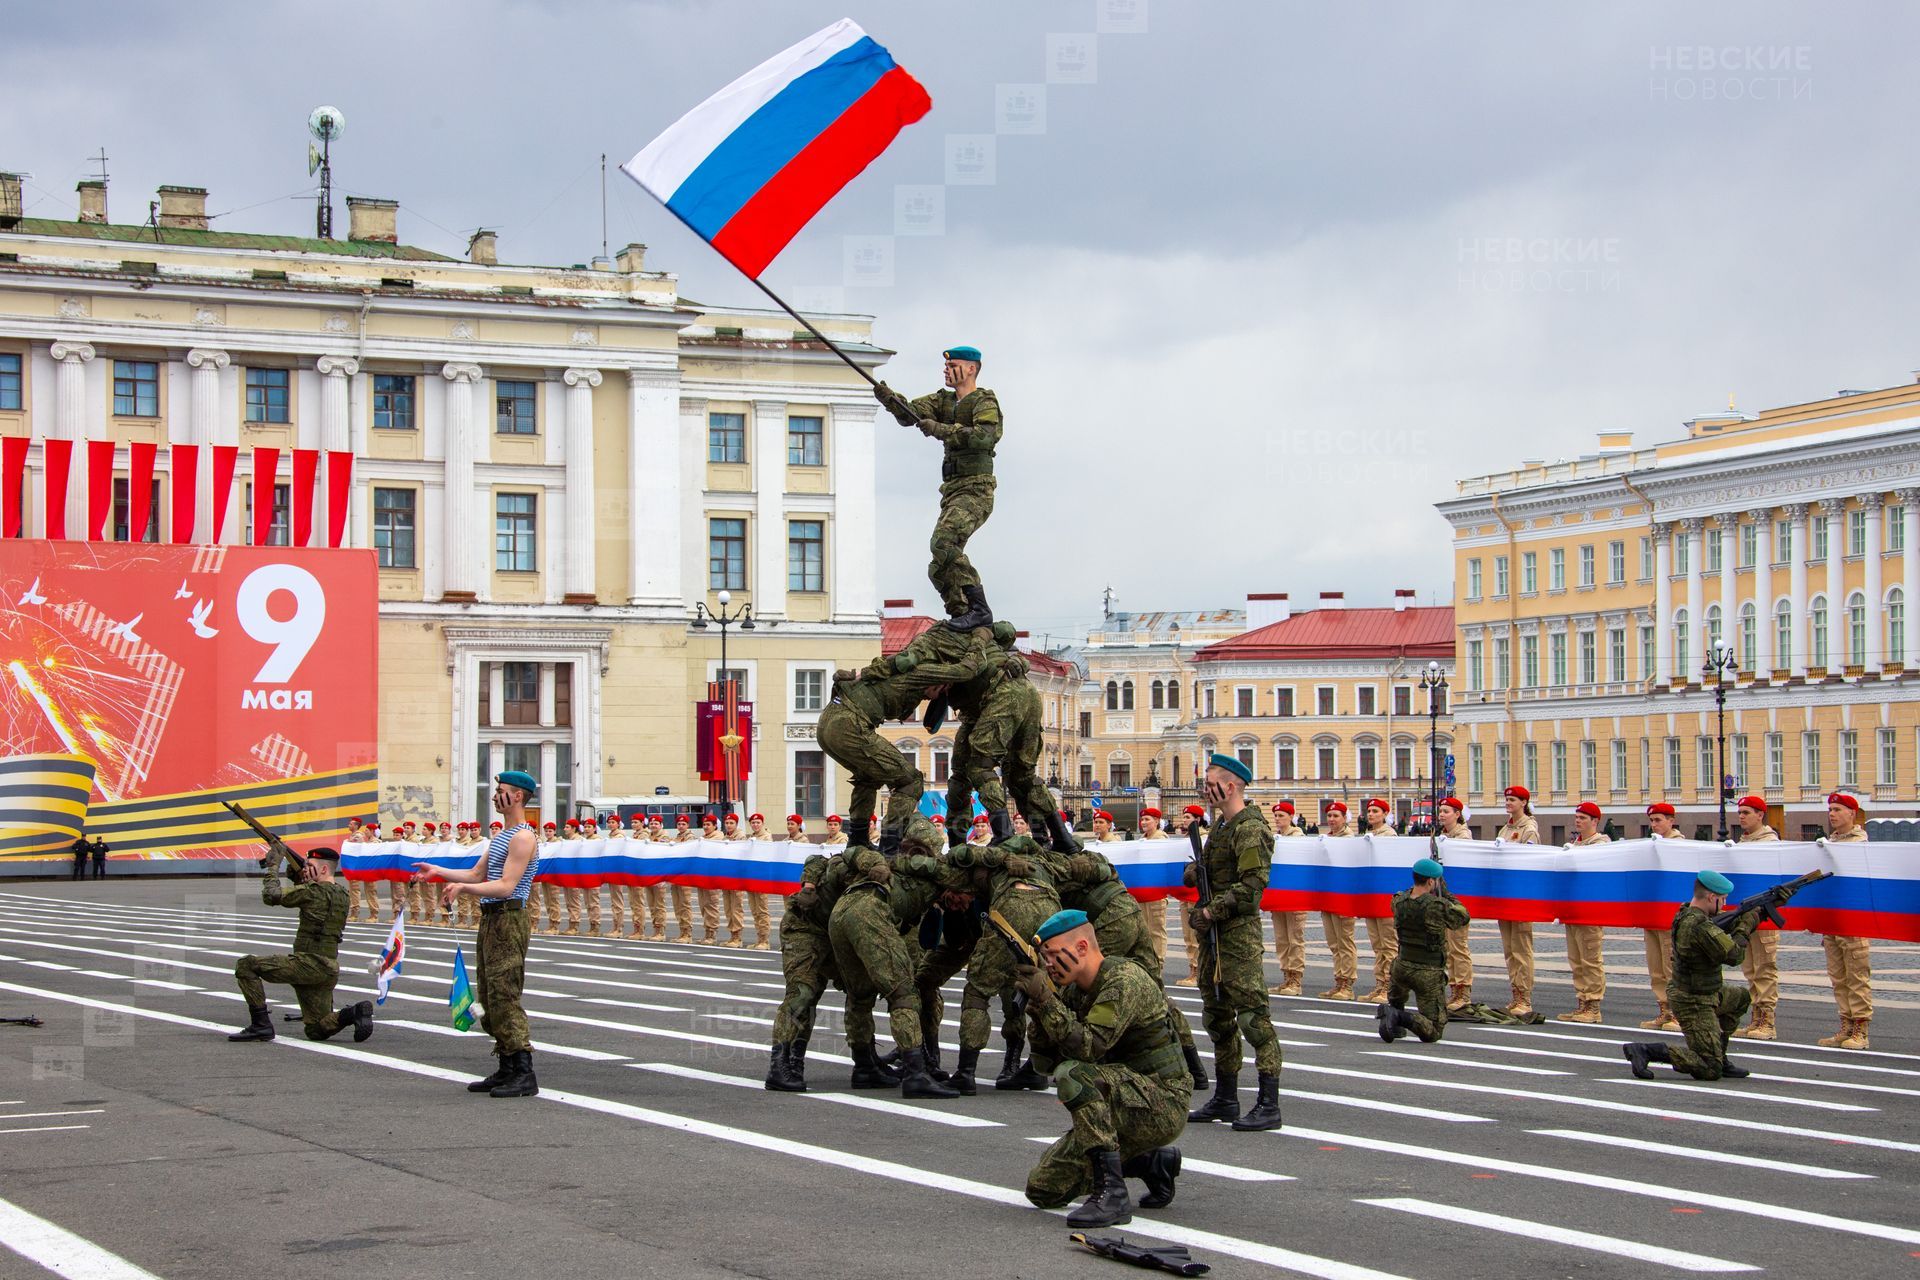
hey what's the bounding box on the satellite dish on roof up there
[308,106,346,142]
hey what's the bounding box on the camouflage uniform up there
[945,653,1052,830]
[1385,887,1472,1042]
[950,837,1062,1061]
[1045,844,1198,1057]
[1664,902,1755,1080]
[828,831,946,1056]
[893,386,1002,615]
[773,853,844,1044]
[1191,806,1282,1078]
[1024,957,1191,1208]
[477,902,535,1057]
[233,867,354,1040]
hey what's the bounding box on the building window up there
[1839,730,1859,788]
[1739,603,1757,672]
[1549,548,1565,591]
[1607,629,1625,683]
[245,368,290,423]
[1802,731,1822,790]
[1698,737,1716,794]
[707,517,746,589]
[1521,552,1537,594]
[1358,744,1378,780]
[1577,631,1596,684]
[1494,556,1509,597]
[787,519,824,592]
[1391,686,1410,716]
[1890,588,1906,663]
[1705,529,1723,573]
[1466,639,1484,691]
[1393,744,1413,780]
[1705,603,1723,656]
[1168,680,1181,710]
[1235,687,1254,717]
[1552,741,1568,793]
[1673,611,1689,672]
[793,750,825,818]
[243,483,290,546]
[787,414,824,466]
[496,380,537,434]
[1467,558,1482,599]
[1775,601,1793,670]
[1639,625,1654,680]
[1608,540,1626,584]
[1317,744,1336,779]
[1849,509,1867,557]
[112,360,159,417]
[1741,522,1757,568]
[1878,728,1897,787]
[1109,760,1131,788]
[1766,732,1784,789]
[111,478,161,542]
[1522,743,1538,795]
[1079,711,1092,737]
[1813,515,1830,561]
[1640,737,1651,795]
[1664,737,1682,791]
[1078,762,1094,788]
[1357,687,1376,716]
[1611,739,1627,792]
[933,748,951,785]
[1150,679,1165,710]
[1105,680,1119,711]
[1675,535,1690,576]
[1732,734,1748,789]
[1639,536,1653,581]
[1469,744,1484,795]
[708,410,746,462]
[1775,518,1793,564]
[1317,687,1335,716]
[372,487,417,568]
[1235,744,1255,775]
[1121,680,1135,711]
[1495,743,1511,790]
[794,669,824,712]
[1520,635,1539,688]
[0,353,19,411]
[1549,633,1567,686]
[1811,597,1829,668]
[1891,504,1906,553]
[494,493,538,571]
[499,661,540,725]
[1493,637,1511,690]
[1276,745,1296,780]
[1848,593,1867,666]
[1579,545,1595,587]
[373,374,416,430]
[1272,687,1291,716]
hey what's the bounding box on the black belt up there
[480,900,526,914]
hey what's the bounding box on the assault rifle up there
[1187,815,1223,1004]
[1071,1233,1210,1276]
[1714,869,1832,931]
[986,907,1055,1014]
[222,800,307,873]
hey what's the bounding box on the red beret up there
[701,814,717,824]
[1645,803,1675,818]
[826,814,842,823]
[1366,798,1390,813]
[1438,797,1463,813]
[972,813,989,825]
[1094,810,1114,822]
[749,813,764,822]
[439,822,452,830]
[787,814,804,824]
[1828,792,1860,812]
[676,815,690,825]
[583,818,597,828]
[1183,804,1206,817]
[1141,807,1163,819]
[1736,795,1767,813]
[1504,785,1530,802]
[490,822,503,830]
[1326,801,1348,815]
[1575,801,1604,820]
[932,815,945,824]
[565,819,580,829]
[366,824,381,832]
[543,822,557,831]
[1272,801,1296,815]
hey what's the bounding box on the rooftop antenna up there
[600,153,609,261]
[1102,585,1116,619]
[88,147,109,185]
[307,105,346,238]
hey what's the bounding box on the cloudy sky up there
[6,2,1914,644]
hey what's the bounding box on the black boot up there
[899,1046,961,1099]
[1232,1072,1282,1131]
[765,1043,806,1092]
[950,1045,980,1096]
[489,1049,538,1097]
[1044,808,1081,854]
[995,1037,1049,1090]
[1622,1041,1670,1079]
[1123,1146,1182,1210]
[791,1030,811,1088]
[877,826,903,857]
[944,584,993,632]
[850,1044,900,1089]
[1720,1056,1750,1080]
[922,1023,950,1082]
[846,817,872,849]
[1188,1070,1240,1123]
[987,810,1015,844]
[876,1047,903,1071]
[1066,1150,1133,1228]
[350,1000,374,1043]
[1182,1043,1209,1092]
[1376,1003,1409,1043]
[227,1006,274,1042]
[467,1056,510,1092]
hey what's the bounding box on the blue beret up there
[1207,752,1253,784]
[1697,869,1734,896]
[1036,908,1090,942]
[496,769,539,794]
[942,345,982,363]
[1412,858,1444,879]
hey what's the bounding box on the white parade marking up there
[1357,1197,1760,1273]
[1357,1052,1571,1076]
[1602,1078,1875,1113]
[0,1193,167,1279]
[1020,1135,1296,1182]
[632,1062,1003,1129]
[1527,1128,1872,1180]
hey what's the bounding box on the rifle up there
[1713,869,1832,931]
[1187,815,1223,1004]
[1070,1233,1209,1276]
[222,800,307,873]
[986,907,1056,1013]
[0,1015,44,1027]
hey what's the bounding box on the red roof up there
[1195,606,1455,663]
[880,614,1073,677]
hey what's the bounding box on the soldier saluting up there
[875,345,1001,631]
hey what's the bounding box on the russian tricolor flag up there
[622,18,931,277]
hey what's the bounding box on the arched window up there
[1811,595,1829,668]
[1848,591,1867,667]
[1673,609,1689,673]
[1705,603,1723,657]
[1105,680,1119,711]
[1150,679,1165,710]
[1775,599,1793,670]
[1739,602,1758,673]
[1121,680,1135,711]
[1167,679,1181,710]
[1889,587,1906,666]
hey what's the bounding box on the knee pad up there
[1054,1060,1099,1111]
[1236,1008,1273,1045]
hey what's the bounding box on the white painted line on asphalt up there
[1740,1072,1920,1099]
[0,1191,166,1279]
[1357,1197,1759,1273]
[1270,1020,1383,1039]
[632,1062,1003,1129]
[1283,1125,1920,1246]
[1527,1129,1873,1180]
[378,1019,630,1062]
[0,1111,105,1122]
[127,980,198,992]
[1454,1016,1920,1066]
[1020,1136,1296,1182]
[1278,1089,1493,1125]
[530,1006,855,1067]
[1357,1052,1571,1077]
[0,979,1402,1280]
[1601,1078,1875,1113]
[574,997,690,1015]
[0,1125,92,1136]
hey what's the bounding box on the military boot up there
[988,810,1015,844]
[1446,982,1471,1011]
[466,1056,510,1093]
[1506,986,1534,1017]
[1718,1053,1751,1080]
[921,1022,950,1082]
[1556,998,1602,1024]
[877,826,903,858]
[227,1006,274,1042]
[1839,1017,1871,1050]
[1732,1005,1776,1040]
[1181,1043,1209,1091]
[1123,1146,1182,1209]
[1322,981,1356,1001]
[790,1031,812,1088]
[1044,809,1081,854]
[1622,1041,1670,1079]
[1640,1002,1680,1031]
[849,1044,900,1090]
[489,1049,538,1098]
[764,1043,806,1092]
[898,1047,961,1099]
[1376,1003,1408,1043]
[1817,1016,1851,1048]
[949,1045,981,1096]
[845,816,872,849]
[1231,1073,1282,1131]
[995,1038,1048,1090]
[944,584,993,632]
[1270,970,1304,997]
[1065,1150,1133,1229]
[1188,1070,1241,1124]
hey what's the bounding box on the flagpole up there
[744,275,884,394]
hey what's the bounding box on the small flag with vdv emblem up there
[449,945,476,1032]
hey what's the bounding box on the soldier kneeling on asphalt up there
[1377,857,1471,1045]
[228,846,373,1044]
[1020,909,1190,1230]
[1622,869,1754,1084]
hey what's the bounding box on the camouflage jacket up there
[908,387,1001,480]
[264,873,348,964]
[785,853,835,933]
[835,629,999,724]
[1391,888,1470,968]
[1198,805,1272,927]
[1670,903,1750,997]
[1039,844,1130,919]
[1029,957,1182,1081]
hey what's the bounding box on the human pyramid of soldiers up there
[220,345,1810,1232]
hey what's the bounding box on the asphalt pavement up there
[1,879,1917,1280]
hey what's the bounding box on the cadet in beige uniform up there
[558,820,588,936]
[399,823,425,922]
[821,814,849,850]
[670,816,702,943]
[1137,808,1173,965]
[695,814,729,943]
[1639,803,1682,1032]
[742,814,775,949]
[1317,801,1360,999]
[965,813,993,848]
[1819,793,1873,1049]
[537,822,566,936]
[1728,796,1781,1040]
[1434,798,1475,1009]
[627,818,665,940]
[1557,801,1611,1024]
[586,818,622,937]
[1267,802,1308,996]
[717,813,749,947]
[1359,799,1401,1003]
[1495,786,1539,1015]
[342,820,370,923]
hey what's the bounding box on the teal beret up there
[1412,858,1444,879]
[497,769,539,794]
[1035,908,1090,942]
[942,345,982,363]
[1697,869,1734,896]
[1207,752,1252,784]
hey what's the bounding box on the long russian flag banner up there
[622,17,931,277]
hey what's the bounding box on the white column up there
[314,356,356,548]
[1900,489,1920,668]
[1822,498,1844,672]
[185,348,229,543]
[561,367,601,602]
[1652,523,1672,687]
[440,362,483,600]
[539,662,557,727]
[49,342,94,538]
[1749,508,1773,677]
[752,397,788,621]
[1786,503,1810,678]
[626,365,682,607]
[487,663,504,727]
[831,401,878,622]
[1718,516,1737,659]
[679,395,708,604]
[539,739,558,824]
[1863,494,1885,674]
[1681,518,1705,683]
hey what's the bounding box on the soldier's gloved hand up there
[1182,863,1199,889]
[792,884,819,914]
[1066,854,1097,881]
[1014,962,1055,1009]
[1003,853,1032,879]
[1188,905,1213,932]
[867,861,892,886]
[923,695,948,735]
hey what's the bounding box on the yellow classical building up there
[1439,379,1920,842]
[0,173,886,828]
[1071,606,1247,793]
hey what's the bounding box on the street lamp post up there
[1704,641,1739,840]
[1419,661,1449,833]
[691,588,755,816]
